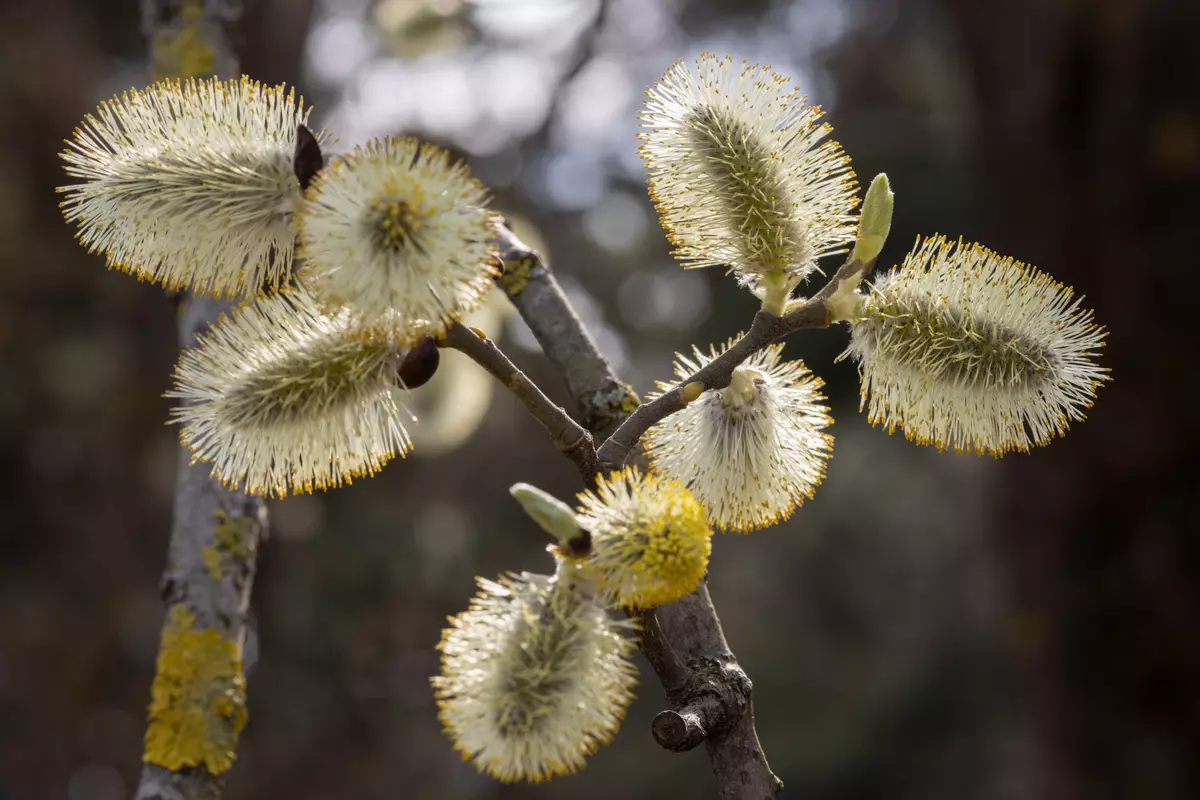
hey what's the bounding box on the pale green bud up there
[510,483,580,544]
[851,173,893,264]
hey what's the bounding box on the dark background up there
[2,0,1198,798]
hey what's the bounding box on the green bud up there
[510,483,580,544]
[851,173,893,264]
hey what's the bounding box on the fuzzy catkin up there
[59,77,323,296]
[643,342,833,532]
[842,235,1109,455]
[639,52,858,289]
[298,136,498,342]
[575,467,712,608]
[169,288,413,497]
[433,562,637,782]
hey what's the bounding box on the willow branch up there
[136,3,265,799]
[595,303,825,470]
[439,322,596,476]
[493,223,794,798]
[493,224,639,438]
[594,253,874,470]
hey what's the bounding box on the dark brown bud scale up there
[294,124,324,191]
[398,336,440,388]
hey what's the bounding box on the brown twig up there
[493,224,639,439]
[594,253,873,470]
[439,322,597,477]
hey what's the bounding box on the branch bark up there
[493,224,640,438]
[136,3,265,799]
[595,254,872,470]
[494,224,795,798]
[439,322,597,477]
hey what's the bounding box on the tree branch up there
[593,253,873,470]
[493,222,808,798]
[594,304,822,470]
[136,3,265,799]
[439,322,597,477]
[492,224,639,439]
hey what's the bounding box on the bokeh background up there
[2,0,1198,798]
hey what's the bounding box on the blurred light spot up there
[591,322,629,373]
[459,120,510,155]
[608,0,678,49]
[581,189,649,254]
[270,493,326,542]
[462,287,514,332]
[559,277,628,371]
[307,15,374,87]
[355,59,416,137]
[413,61,478,138]
[506,313,541,353]
[67,763,124,800]
[618,269,712,331]
[408,349,494,457]
[533,149,607,211]
[557,55,634,146]
[476,52,555,139]
[785,0,850,49]
[559,275,602,323]
[471,0,599,46]
[377,0,464,32]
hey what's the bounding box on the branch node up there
[652,709,706,752]
[651,694,729,752]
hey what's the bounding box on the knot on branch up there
[652,659,753,752]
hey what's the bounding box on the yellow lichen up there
[616,384,640,415]
[499,255,536,296]
[200,511,258,582]
[213,510,256,561]
[150,0,215,80]
[591,384,641,426]
[144,605,247,774]
[201,546,222,580]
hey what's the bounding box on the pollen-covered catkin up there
[298,137,499,342]
[433,560,637,782]
[575,467,712,608]
[639,53,858,303]
[59,77,323,296]
[169,287,414,497]
[841,235,1109,455]
[644,342,833,533]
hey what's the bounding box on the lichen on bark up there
[143,604,248,775]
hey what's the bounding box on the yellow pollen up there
[373,196,425,251]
